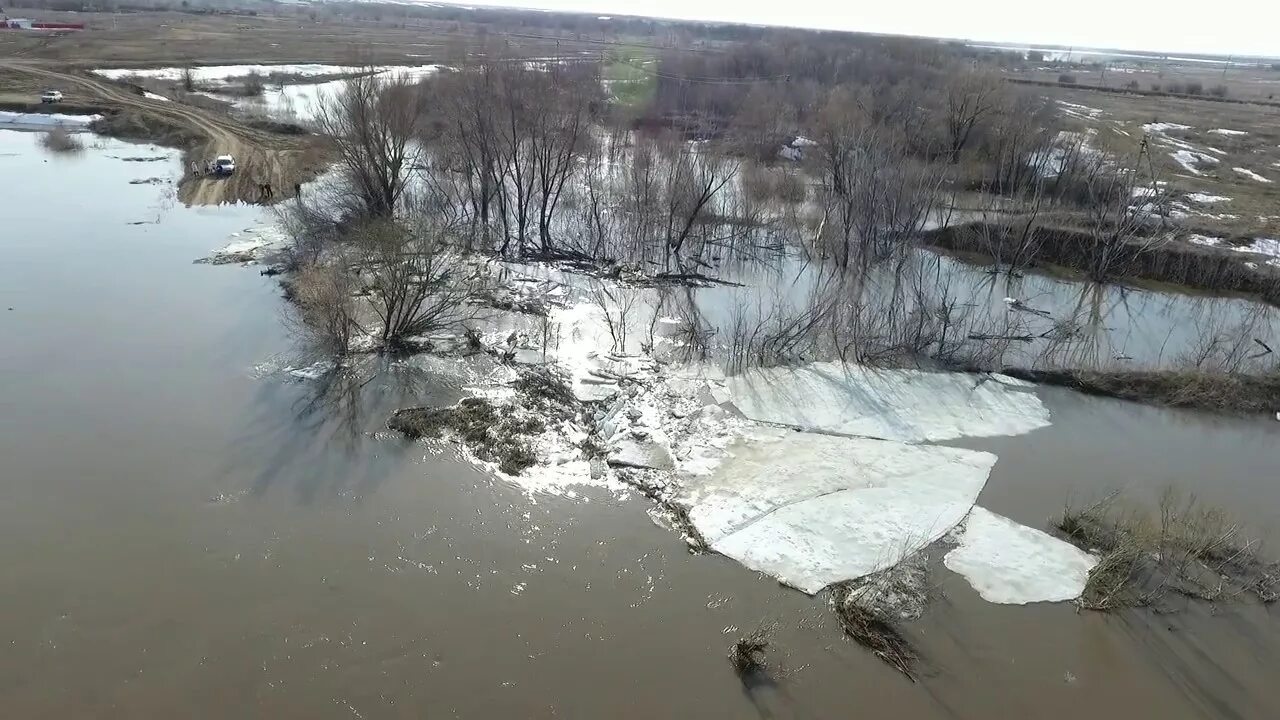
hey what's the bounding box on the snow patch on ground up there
[1057,101,1103,119]
[944,507,1097,604]
[94,63,371,82]
[680,431,997,594]
[142,91,170,102]
[1231,238,1280,258]
[1188,234,1222,247]
[1169,149,1218,176]
[1210,128,1248,136]
[1143,122,1191,134]
[1186,192,1231,204]
[1234,167,1272,183]
[725,362,1050,443]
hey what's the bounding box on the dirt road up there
[0,60,327,206]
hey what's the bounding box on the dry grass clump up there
[388,367,577,475]
[389,397,542,475]
[242,71,266,97]
[728,630,770,677]
[828,550,931,681]
[1056,489,1278,611]
[40,126,83,153]
[831,585,918,680]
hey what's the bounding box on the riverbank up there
[0,60,331,205]
[923,220,1280,308]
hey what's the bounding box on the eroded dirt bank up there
[0,60,329,205]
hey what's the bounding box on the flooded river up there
[2,129,1279,718]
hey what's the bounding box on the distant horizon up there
[406,0,1279,60]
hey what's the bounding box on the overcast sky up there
[442,0,1279,58]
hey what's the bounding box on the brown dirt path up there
[0,60,328,206]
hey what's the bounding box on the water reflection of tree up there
[221,357,456,504]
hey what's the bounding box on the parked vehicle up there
[212,155,235,176]
[40,89,62,103]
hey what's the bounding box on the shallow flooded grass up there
[1056,489,1279,610]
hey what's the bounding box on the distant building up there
[1,17,85,31]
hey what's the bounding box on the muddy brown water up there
[2,129,1279,718]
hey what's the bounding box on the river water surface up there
[2,129,1279,718]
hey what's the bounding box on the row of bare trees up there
[279,45,1207,378]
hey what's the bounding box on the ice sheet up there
[724,362,1050,443]
[944,507,1097,604]
[681,431,997,594]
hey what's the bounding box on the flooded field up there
[3,129,1279,718]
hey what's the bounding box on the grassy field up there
[1035,83,1280,244]
[602,47,658,110]
[0,9,621,66]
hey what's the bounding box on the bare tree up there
[289,260,358,356]
[354,217,485,349]
[658,138,739,271]
[432,65,507,251]
[943,67,1004,164]
[316,68,424,218]
[1077,144,1170,282]
[530,66,596,257]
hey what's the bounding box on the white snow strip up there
[1188,234,1222,247]
[94,63,366,82]
[1231,238,1280,258]
[1185,192,1231,204]
[943,507,1097,605]
[681,430,996,594]
[724,362,1050,443]
[1142,122,1191,134]
[1234,167,1273,183]
[1057,100,1103,118]
[1209,128,1248,136]
[142,91,170,102]
[0,111,100,130]
[1169,150,1218,176]
[93,63,442,86]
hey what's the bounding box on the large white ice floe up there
[724,362,1050,443]
[198,225,289,264]
[0,111,100,131]
[678,430,997,594]
[944,507,1097,604]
